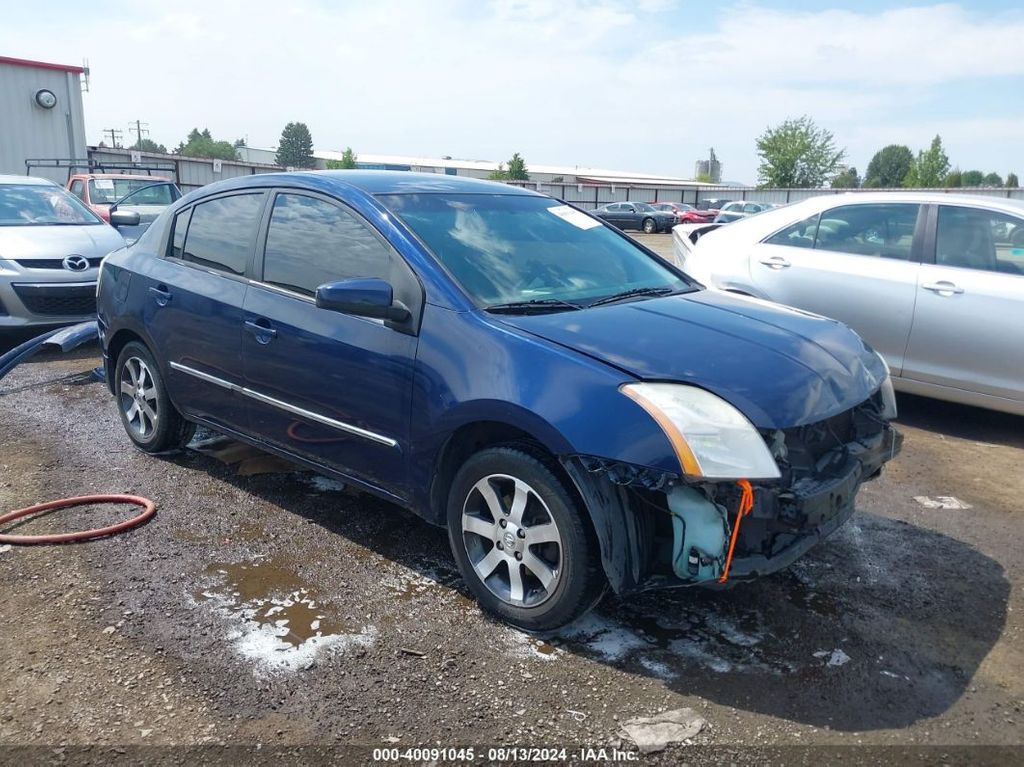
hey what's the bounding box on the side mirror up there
[109,209,141,228]
[315,278,410,323]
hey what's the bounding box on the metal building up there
[0,56,88,183]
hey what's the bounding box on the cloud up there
[1,1,1021,182]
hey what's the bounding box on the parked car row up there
[591,201,677,233]
[593,198,776,232]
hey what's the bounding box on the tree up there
[275,122,315,168]
[830,166,860,189]
[755,115,844,188]
[983,172,1004,187]
[962,169,985,186]
[234,138,247,148]
[175,128,239,161]
[488,163,508,181]
[864,145,914,188]
[326,147,358,170]
[506,152,529,181]
[130,137,167,154]
[1008,172,1020,188]
[944,168,962,188]
[903,135,949,187]
[695,172,713,183]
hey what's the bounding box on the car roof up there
[179,170,544,203]
[0,174,57,186]
[798,190,1024,212]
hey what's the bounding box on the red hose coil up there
[0,494,156,545]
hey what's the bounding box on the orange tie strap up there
[719,479,754,583]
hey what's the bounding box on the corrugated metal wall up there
[0,62,86,183]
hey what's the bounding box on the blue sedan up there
[97,172,900,631]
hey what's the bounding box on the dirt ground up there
[1,236,1022,762]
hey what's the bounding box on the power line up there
[129,120,149,148]
[102,128,123,149]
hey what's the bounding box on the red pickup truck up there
[65,173,180,223]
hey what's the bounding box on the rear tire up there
[114,341,195,453]
[446,447,604,632]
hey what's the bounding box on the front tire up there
[114,341,195,453]
[446,447,604,632]
[642,217,656,234]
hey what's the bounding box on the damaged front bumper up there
[713,424,901,583]
[562,396,902,595]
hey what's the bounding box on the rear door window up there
[936,205,1024,275]
[814,203,919,260]
[261,193,391,295]
[179,193,265,275]
[765,214,820,249]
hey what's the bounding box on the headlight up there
[621,383,780,480]
[875,353,898,420]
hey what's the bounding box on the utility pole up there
[129,119,149,149]
[102,128,123,149]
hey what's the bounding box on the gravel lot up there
[1,234,1022,761]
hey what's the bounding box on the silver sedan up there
[677,192,1024,416]
[0,175,125,335]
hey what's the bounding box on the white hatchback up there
[677,192,1024,416]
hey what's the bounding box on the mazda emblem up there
[62,255,90,272]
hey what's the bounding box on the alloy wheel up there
[119,356,160,439]
[461,473,563,607]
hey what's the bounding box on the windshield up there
[0,184,102,226]
[89,178,175,205]
[379,193,692,307]
[634,202,656,212]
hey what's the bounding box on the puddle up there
[189,433,301,476]
[195,559,375,672]
[500,599,796,677]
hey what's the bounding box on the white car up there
[677,192,1024,416]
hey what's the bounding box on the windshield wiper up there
[485,297,583,314]
[587,286,683,307]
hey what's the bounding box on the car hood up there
[0,224,125,260]
[497,289,887,429]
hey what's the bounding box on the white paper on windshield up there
[94,179,115,189]
[547,204,601,230]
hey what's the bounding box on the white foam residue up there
[231,617,376,672]
[638,656,677,679]
[308,475,347,492]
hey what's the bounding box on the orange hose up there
[0,494,156,545]
[718,480,754,583]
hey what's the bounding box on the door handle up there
[149,285,172,306]
[922,281,964,295]
[245,318,278,344]
[758,255,791,269]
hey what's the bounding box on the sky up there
[2,0,1022,184]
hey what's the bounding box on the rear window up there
[0,184,102,226]
[88,178,175,205]
[176,193,265,275]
